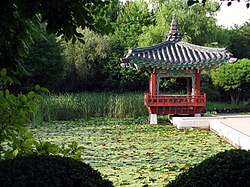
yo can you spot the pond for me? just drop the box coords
[31,117,233,187]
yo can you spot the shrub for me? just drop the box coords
[167,149,250,187]
[0,155,113,187]
[0,68,85,161]
[0,68,47,160]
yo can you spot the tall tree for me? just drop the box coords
[104,0,153,91]
[94,0,122,33]
[0,0,108,75]
[138,0,221,47]
[228,22,250,59]
[21,34,65,91]
[62,28,110,91]
[187,0,250,9]
[112,0,153,49]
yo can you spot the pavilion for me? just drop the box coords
[121,15,236,124]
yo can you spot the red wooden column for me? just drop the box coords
[149,68,157,96]
[149,68,158,124]
[195,69,201,95]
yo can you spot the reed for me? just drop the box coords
[33,92,148,122]
[32,92,249,123]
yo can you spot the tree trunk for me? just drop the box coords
[229,88,241,105]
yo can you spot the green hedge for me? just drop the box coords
[167,149,250,187]
[0,155,113,187]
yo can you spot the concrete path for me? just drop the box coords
[171,114,250,150]
[215,114,250,136]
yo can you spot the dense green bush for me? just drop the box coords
[0,155,113,187]
[167,149,250,187]
[211,58,250,104]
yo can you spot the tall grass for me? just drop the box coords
[33,92,148,122]
[32,92,249,123]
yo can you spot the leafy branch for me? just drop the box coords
[187,0,250,8]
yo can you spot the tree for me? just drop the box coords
[228,22,250,59]
[62,28,110,91]
[21,34,65,91]
[187,0,250,9]
[0,0,109,76]
[104,0,153,91]
[94,0,122,33]
[0,1,108,160]
[138,0,221,47]
[211,58,250,104]
[200,71,221,101]
[112,0,153,49]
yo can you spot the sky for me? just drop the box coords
[120,0,250,27]
[216,1,250,27]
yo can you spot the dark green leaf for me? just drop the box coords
[0,68,7,76]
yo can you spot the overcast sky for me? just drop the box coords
[120,0,250,27]
[216,1,250,27]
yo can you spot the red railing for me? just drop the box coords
[144,93,206,114]
[144,93,206,106]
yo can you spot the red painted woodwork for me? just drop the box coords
[195,71,201,95]
[144,93,206,115]
[149,69,157,95]
[146,68,205,115]
[121,15,235,118]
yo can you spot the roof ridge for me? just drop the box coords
[178,42,227,52]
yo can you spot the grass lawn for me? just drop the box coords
[30,117,233,187]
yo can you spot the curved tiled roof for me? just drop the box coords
[121,15,236,70]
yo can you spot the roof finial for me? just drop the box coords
[166,13,182,41]
[169,13,178,35]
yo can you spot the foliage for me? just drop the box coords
[33,92,250,123]
[0,155,114,187]
[187,0,250,9]
[205,101,249,114]
[33,92,147,122]
[0,68,42,159]
[159,78,191,94]
[0,68,84,161]
[0,0,109,75]
[211,58,250,104]
[31,118,233,186]
[61,28,110,91]
[103,1,152,91]
[201,71,220,101]
[167,149,250,187]
[228,22,250,59]
[112,0,153,49]
[21,34,65,91]
[94,0,122,33]
[138,0,221,47]
[103,43,149,92]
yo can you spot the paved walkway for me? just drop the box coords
[171,114,250,150]
[215,114,250,137]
